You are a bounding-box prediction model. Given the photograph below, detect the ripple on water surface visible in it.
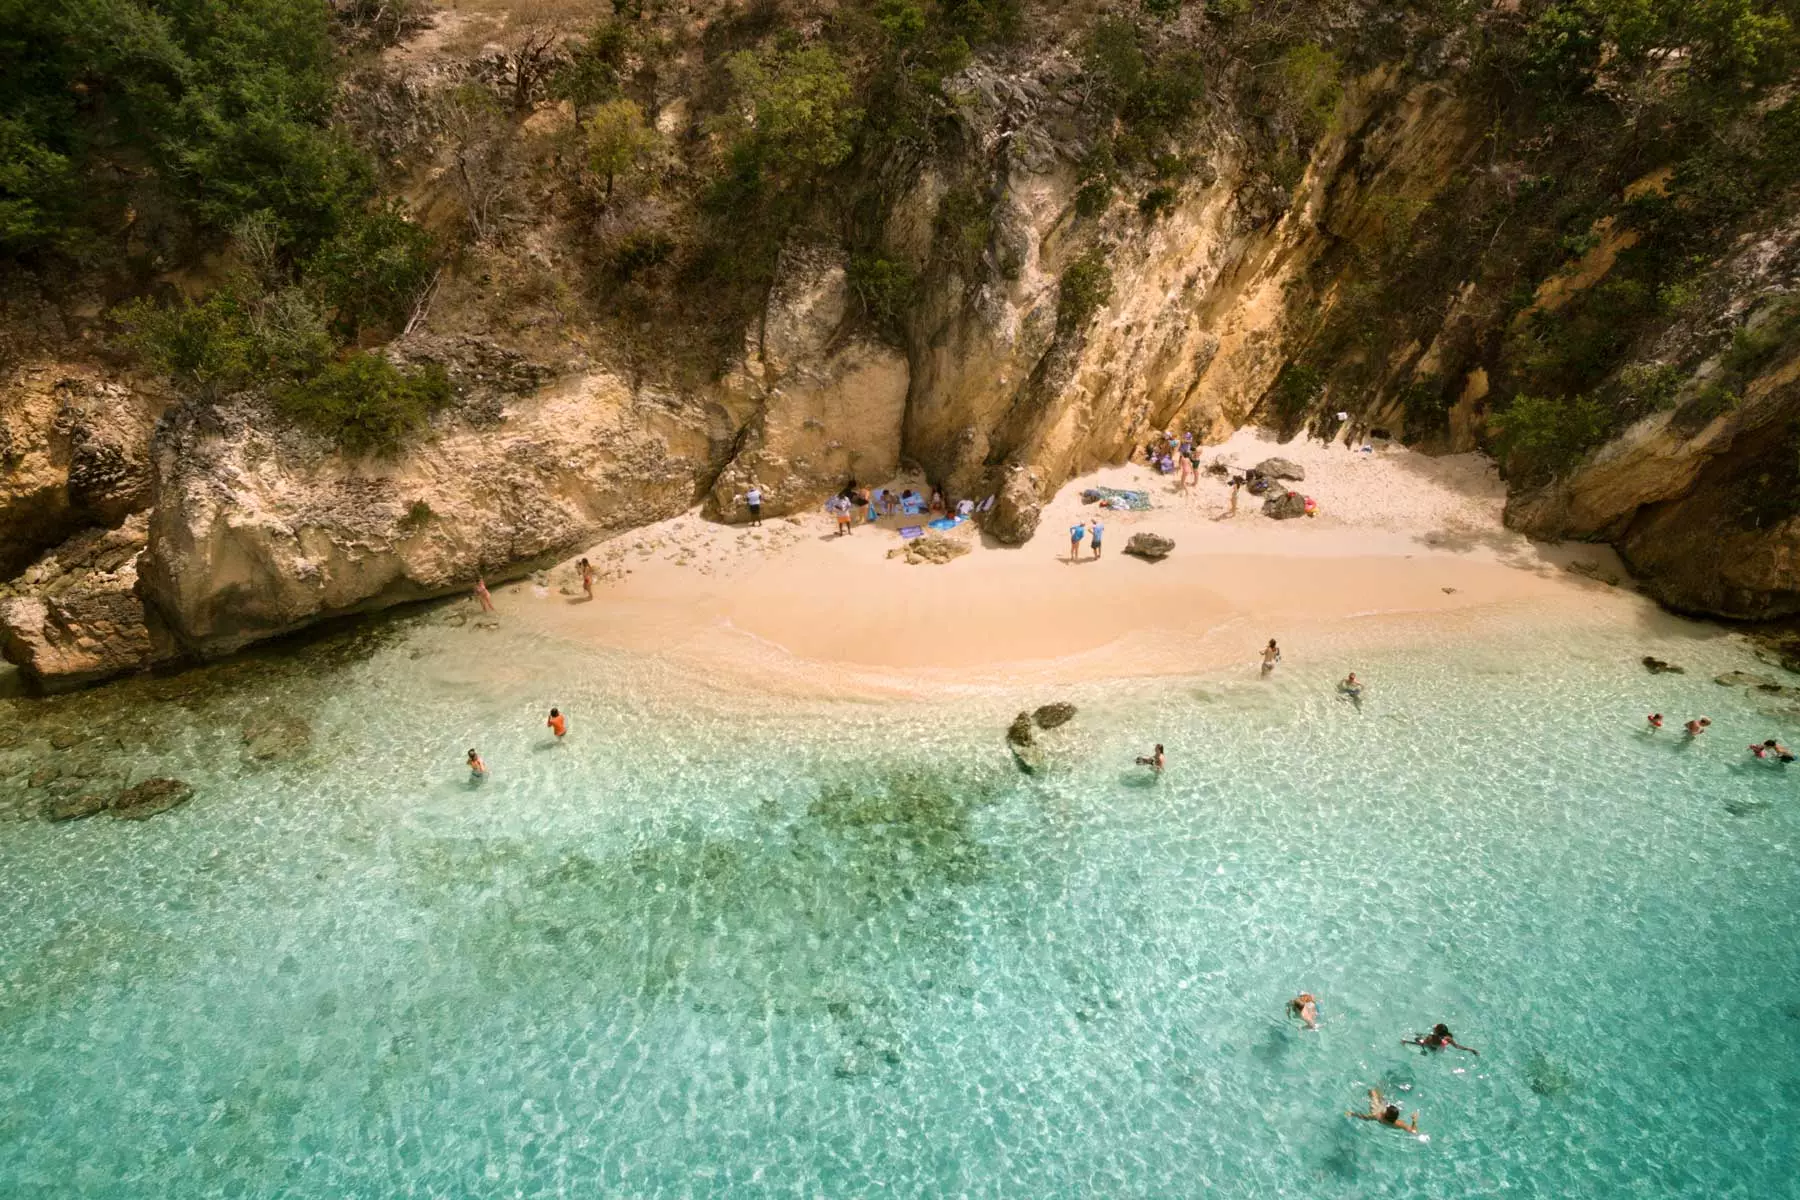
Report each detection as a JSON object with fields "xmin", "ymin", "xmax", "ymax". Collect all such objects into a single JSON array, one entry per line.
[{"xmin": 1, "ymin": 612, "xmax": 1798, "ymax": 1197}]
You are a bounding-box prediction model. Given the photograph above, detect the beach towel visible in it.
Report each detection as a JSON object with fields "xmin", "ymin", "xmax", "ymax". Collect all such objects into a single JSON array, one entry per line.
[
  {"xmin": 927, "ymin": 516, "xmax": 959, "ymax": 531},
  {"xmin": 1080, "ymin": 487, "xmax": 1152, "ymax": 512},
  {"xmin": 900, "ymin": 525, "xmax": 924, "ymax": 539}
]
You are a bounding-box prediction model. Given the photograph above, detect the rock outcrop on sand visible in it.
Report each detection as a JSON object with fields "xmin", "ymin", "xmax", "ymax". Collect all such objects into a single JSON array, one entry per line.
[
  {"xmin": 1254, "ymin": 457, "xmax": 1306, "ymax": 482},
  {"xmin": 1263, "ymin": 491, "xmax": 1310, "ymax": 520},
  {"xmin": 1124, "ymin": 533, "xmax": 1175, "ymax": 561}
]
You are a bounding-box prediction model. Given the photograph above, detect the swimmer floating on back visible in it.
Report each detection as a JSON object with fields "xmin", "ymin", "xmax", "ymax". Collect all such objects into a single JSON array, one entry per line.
[
  {"xmin": 1348, "ymin": 1088, "xmax": 1419, "ymax": 1133},
  {"xmin": 1404, "ymin": 1023, "xmax": 1478, "ymax": 1055}
]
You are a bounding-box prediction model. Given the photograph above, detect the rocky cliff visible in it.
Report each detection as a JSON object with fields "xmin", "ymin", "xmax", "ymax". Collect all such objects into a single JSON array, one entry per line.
[{"xmin": 3, "ymin": 0, "xmax": 1797, "ymax": 687}]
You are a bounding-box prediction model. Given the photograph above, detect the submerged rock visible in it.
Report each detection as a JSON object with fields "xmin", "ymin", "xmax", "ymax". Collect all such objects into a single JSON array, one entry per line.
[
  {"xmin": 1006, "ymin": 711, "xmax": 1036, "ymax": 747},
  {"xmin": 1008, "ymin": 701, "xmax": 1080, "ymax": 774},
  {"xmin": 1124, "ymin": 533, "xmax": 1175, "ymax": 561},
  {"xmin": 1032, "ymin": 702, "xmax": 1077, "ymax": 729},
  {"xmin": 110, "ymin": 778, "xmax": 194, "ymax": 820},
  {"xmin": 1642, "ymin": 656, "xmax": 1685, "ymax": 674},
  {"xmin": 1716, "ymin": 670, "xmax": 1779, "ymax": 688},
  {"xmin": 241, "ymin": 714, "xmax": 313, "ymax": 763},
  {"xmin": 45, "ymin": 791, "xmax": 110, "ymax": 822}
]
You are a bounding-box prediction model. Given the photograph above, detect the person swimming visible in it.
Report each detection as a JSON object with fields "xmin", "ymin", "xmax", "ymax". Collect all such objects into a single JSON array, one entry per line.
[
  {"xmin": 1288, "ymin": 993, "xmax": 1319, "ymax": 1029},
  {"xmin": 1647, "ymin": 713, "xmax": 1664, "ymax": 730},
  {"xmin": 1135, "ymin": 744, "xmax": 1165, "ymax": 773},
  {"xmin": 1405, "ymin": 1023, "xmax": 1478, "ymax": 1055},
  {"xmin": 1750, "ymin": 738, "xmax": 1794, "ymax": 762},
  {"xmin": 1348, "ymin": 1088, "xmax": 1418, "ymax": 1133},
  {"xmin": 548, "ymin": 708, "xmax": 566, "ymax": 739},
  {"xmin": 1685, "ymin": 716, "xmax": 1712, "ymax": 737},
  {"xmin": 467, "ymin": 749, "xmax": 488, "ymax": 779}
]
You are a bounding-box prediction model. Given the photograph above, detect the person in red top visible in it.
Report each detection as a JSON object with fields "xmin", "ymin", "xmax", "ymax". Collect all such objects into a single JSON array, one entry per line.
[{"xmin": 547, "ymin": 708, "xmax": 567, "ymax": 739}]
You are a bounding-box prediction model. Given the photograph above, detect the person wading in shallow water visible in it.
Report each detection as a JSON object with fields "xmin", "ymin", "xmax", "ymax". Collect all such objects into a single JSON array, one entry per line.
[
  {"xmin": 467, "ymin": 749, "xmax": 488, "ymax": 779},
  {"xmin": 1261, "ymin": 639, "xmax": 1282, "ymax": 675},
  {"xmin": 1135, "ymin": 744, "xmax": 1165, "ymax": 773},
  {"xmin": 1348, "ymin": 1089, "xmax": 1419, "ymax": 1133},
  {"xmin": 547, "ymin": 708, "xmax": 567, "ymax": 740},
  {"xmin": 474, "ymin": 577, "xmax": 494, "ymax": 613}
]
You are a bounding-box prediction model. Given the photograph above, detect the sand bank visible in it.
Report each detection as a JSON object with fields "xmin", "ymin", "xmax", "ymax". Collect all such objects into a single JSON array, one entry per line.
[{"xmin": 495, "ymin": 430, "xmax": 1657, "ymax": 694}]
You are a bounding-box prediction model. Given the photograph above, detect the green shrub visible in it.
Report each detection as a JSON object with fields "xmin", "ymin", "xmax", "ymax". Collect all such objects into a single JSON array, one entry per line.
[
  {"xmin": 1058, "ymin": 249, "xmax": 1114, "ymax": 333},
  {"xmin": 306, "ymin": 204, "xmax": 437, "ymax": 338},
  {"xmin": 277, "ymin": 354, "xmax": 452, "ymax": 456},
  {"xmin": 1139, "ymin": 186, "xmax": 1178, "ymax": 219},
  {"xmin": 610, "ymin": 230, "xmax": 676, "ymax": 278},
  {"xmin": 397, "ymin": 499, "xmax": 435, "ymax": 532},
  {"xmin": 935, "ymin": 185, "xmax": 992, "ymax": 273},
  {"xmin": 1671, "ymin": 381, "xmax": 1740, "ymax": 433},
  {"xmin": 720, "ymin": 45, "xmax": 861, "ymax": 189},
  {"xmin": 1492, "ymin": 393, "xmax": 1611, "ymax": 482},
  {"xmin": 1270, "ymin": 363, "xmax": 1325, "ymax": 424},
  {"xmin": 1276, "ymin": 44, "xmax": 1343, "ymax": 144},
  {"xmin": 1616, "ymin": 361, "xmax": 1684, "ymax": 412},
  {"xmin": 1143, "ymin": 0, "xmax": 1184, "ymax": 17},
  {"xmin": 847, "ymin": 255, "xmax": 919, "ymax": 341},
  {"xmin": 116, "ymin": 283, "xmax": 332, "ymax": 400},
  {"xmin": 1400, "ymin": 376, "xmax": 1453, "ymax": 438}
]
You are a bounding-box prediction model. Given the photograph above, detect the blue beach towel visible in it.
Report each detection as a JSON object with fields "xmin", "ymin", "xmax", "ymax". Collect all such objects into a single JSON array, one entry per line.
[
  {"xmin": 927, "ymin": 517, "xmax": 959, "ymax": 531},
  {"xmin": 900, "ymin": 525, "xmax": 925, "ymax": 539}
]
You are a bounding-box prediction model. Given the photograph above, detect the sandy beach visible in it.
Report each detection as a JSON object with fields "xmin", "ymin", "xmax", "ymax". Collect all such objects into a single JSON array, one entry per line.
[{"xmin": 501, "ymin": 430, "xmax": 1653, "ymax": 693}]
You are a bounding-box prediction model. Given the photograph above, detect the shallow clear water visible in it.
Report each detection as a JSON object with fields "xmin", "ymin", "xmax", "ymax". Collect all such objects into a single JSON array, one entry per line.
[{"xmin": 3, "ymin": 610, "xmax": 1799, "ymax": 1198}]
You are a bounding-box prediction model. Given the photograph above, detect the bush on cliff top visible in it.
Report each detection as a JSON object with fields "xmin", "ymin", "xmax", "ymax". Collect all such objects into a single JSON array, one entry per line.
[{"xmin": 277, "ymin": 354, "xmax": 452, "ymax": 457}]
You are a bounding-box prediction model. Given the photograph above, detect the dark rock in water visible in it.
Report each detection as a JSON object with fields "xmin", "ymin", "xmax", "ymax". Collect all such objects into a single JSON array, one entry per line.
[
  {"xmin": 49, "ymin": 729, "xmax": 86, "ymax": 749},
  {"xmin": 1010, "ymin": 741, "xmax": 1046, "ymax": 775},
  {"xmin": 241, "ymin": 714, "xmax": 312, "ymax": 763},
  {"xmin": 1716, "ymin": 670, "xmax": 1779, "ymax": 689},
  {"xmin": 1006, "ymin": 711, "xmax": 1036, "ymax": 747},
  {"xmin": 1253, "ymin": 456, "xmax": 1305, "ymax": 481},
  {"xmin": 27, "ymin": 765, "xmax": 60, "ymax": 788},
  {"xmin": 111, "ymin": 778, "xmax": 194, "ymax": 820},
  {"xmin": 1262, "ymin": 490, "xmax": 1309, "ymax": 520},
  {"xmin": 1642, "ymin": 656, "xmax": 1685, "ymax": 675},
  {"xmin": 1124, "ymin": 533, "xmax": 1175, "ymax": 561},
  {"xmin": 0, "ymin": 726, "xmax": 21, "ymax": 749},
  {"xmin": 1033, "ymin": 702, "xmax": 1077, "ymax": 730},
  {"xmin": 46, "ymin": 791, "xmax": 110, "ymax": 822}
]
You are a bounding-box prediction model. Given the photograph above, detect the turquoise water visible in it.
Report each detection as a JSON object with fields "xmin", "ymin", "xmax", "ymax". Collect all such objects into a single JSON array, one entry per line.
[{"xmin": 3, "ymin": 610, "xmax": 1799, "ymax": 1197}]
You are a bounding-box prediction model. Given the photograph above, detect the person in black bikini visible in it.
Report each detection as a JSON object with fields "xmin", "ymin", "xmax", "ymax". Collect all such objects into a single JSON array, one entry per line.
[{"xmin": 1405, "ymin": 1023, "xmax": 1478, "ymax": 1055}]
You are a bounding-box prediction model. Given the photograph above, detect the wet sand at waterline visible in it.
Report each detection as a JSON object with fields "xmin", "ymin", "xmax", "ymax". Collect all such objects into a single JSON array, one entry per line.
[{"xmin": 509, "ymin": 430, "xmax": 1647, "ymax": 690}]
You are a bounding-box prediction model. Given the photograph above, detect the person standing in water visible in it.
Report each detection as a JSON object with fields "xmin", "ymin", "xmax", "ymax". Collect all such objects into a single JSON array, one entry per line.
[
  {"xmin": 1135, "ymin": 744, "xmax": 1165, "ymax": 773},
  {"xmin": 474, "ymin": 577, "xmax": 494, "ymax": 613},
  {"xmin": 1348, "ymin": 1089, "xmax": 1419, "ymax": 1134},
  {"xmin": 1647, "ymin": 713, "xmax": 1664, "ymax": 731},
  {"xmin": 1750, "ymin": 738, "xmax": 1794, "ymax": 762},
  {"xmin": 1090, "ymin": 520, "xmax": 1105, "ymax": 560},
  {"xmin": 467, "ymin": 749, "xmax": 488, "ymax": 779},
  {"xmin": 1288, "ymin": 993, "xmax": 1319, "ymax": 1030},
  {"xmin": 547, "ymin": 708, "xmax": 567, "ymax": 740},
  {"xmin": 1069, "ymin": 521, "xmax": 1087, "ymax": 563},
  {"xmin": 1405, "ymin": 1023, "xmax": 1479, "ymax": 1055},
  {"xmin": 578, "ymin": 558, "xmax": 594, "ymax": 601},
  {"xmin": 1685, "ymin": 716, "xmax": 1711, "ymax": 738},
  {"xmin": 1261, "ymin": 639, "xmax": 1282, "ymax": 674}
]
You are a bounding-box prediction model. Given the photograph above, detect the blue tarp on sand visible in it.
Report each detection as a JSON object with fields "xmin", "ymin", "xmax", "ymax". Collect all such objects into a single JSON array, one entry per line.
[{"xmin": 1081, "ymin": 487, "xmax": 1151, "ymax": 511}]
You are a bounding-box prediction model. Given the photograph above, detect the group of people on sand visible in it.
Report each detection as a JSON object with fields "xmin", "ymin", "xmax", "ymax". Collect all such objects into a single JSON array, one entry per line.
[
  {"xmin": 1287, "ymin": 994, "xmax": 1477, "ymax": 1135},
  {"xmin": 465, "ymin": 707, "xmax": 569, "ymax": 780},
  {"xmin": 1068, "ymin": 520, "xmax": 1105, "ymax": 562},
  {"xmin": 1139, "ymin": 430, "xmax": 1204, "ymax": 487},
  {"xmin": 1646, "ymin": 712, "xmax": 1793, "ymax": 761}
]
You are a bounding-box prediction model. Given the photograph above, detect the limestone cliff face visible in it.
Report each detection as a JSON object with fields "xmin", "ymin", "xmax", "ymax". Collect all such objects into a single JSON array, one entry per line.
[
  {"xmin": 0, "ymin": 364, "xmax": 162, "ymax": 577},
  {"xmin": 1507, "ymin": 221, "xmax": 1800, "ymax": 619},
  {"xmin": 138, "ymin": 362, "xmax": 716, "ymax": 659}
]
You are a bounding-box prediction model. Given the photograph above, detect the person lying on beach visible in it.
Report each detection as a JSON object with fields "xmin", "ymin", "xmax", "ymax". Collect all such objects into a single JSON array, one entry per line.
[
  {"xmin": 1348, "ymin": 1089, "xmax": 1418, "ymax": 1133},
  {"xmin": 1685, "ymin": 717, "xmax": 1711, "ymax": 737},
  {"xmin": 467, "ymin": 749, "xmax": 488, "ymax": 779},
  {"xmin": 1135, "ymin": 744, "xmax": 1165, "ymax": 772},
  {"xmin": 1405, "ymin": 1023, "xmax": 1478, "ymax": 1055},
  {"xmin": 1750, "ymin": 739, "xmax": 1795, "ymax": 762},
  {"xmin": 1647, "ymin": 713, "xmax": 1664, "ymax": 730},
  {"xmin": 1288, "ymin": 993, "xmax": 1319, "ymax": 1029}
]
